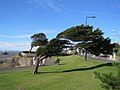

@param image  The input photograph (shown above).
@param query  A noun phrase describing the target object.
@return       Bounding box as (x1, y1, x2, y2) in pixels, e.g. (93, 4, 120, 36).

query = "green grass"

(0, 56, 118, 90)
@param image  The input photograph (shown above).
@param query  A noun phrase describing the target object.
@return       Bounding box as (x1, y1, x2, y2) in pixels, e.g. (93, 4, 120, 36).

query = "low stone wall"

(0, 56, 57, 69)
(18, 57, 32, 66)
(0, 57, 33, 69)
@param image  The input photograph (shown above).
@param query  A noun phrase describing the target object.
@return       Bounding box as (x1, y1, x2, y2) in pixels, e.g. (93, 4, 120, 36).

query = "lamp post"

(84, 16, 96, 60)
(112, 29, 115, 60)
(112, 29, 115, 43)
(86, 16, 96, 25)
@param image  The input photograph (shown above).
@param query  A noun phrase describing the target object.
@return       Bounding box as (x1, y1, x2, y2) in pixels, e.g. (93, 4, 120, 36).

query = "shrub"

(0, 60, 3, 64)
(94, 63, 120, 90)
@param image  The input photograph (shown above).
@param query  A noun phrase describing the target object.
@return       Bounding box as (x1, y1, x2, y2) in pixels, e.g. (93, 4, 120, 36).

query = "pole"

(112, 29, 116, 60)
(113, 29, 115, 43)
(84, 16, 96, 60)
(86, 17, 87, 26)
(86, 16, 96, 26)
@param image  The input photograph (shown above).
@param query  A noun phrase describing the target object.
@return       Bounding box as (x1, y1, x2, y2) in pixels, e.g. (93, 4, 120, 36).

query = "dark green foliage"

(117, 50, 120, 57)
(89, 37, 114, 56)
(57, 24, 93, 42)
(31, 33, 48, 47)
(30, 33, 48, 52)
(57, 24, 114, 57)
(36, 46, 45, 56)
(114, 44, 120, 57)
(33, 33, 70, 74)
(36, 38, 70, 57)
(94, 63, 120, 90)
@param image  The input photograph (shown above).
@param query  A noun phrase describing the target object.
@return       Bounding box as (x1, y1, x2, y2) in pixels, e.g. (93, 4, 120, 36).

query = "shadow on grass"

(62, 63, 112, 72)
(39, 63, 113, 74)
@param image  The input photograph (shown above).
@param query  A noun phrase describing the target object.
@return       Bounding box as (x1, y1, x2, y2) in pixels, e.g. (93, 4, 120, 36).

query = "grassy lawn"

(0, 56, 118, 90)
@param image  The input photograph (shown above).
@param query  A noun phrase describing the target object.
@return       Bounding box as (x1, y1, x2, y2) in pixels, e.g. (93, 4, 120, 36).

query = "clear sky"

(0, 0, 120, 51)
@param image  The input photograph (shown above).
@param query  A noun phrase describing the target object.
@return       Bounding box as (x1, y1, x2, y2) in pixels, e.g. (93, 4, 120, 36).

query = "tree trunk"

(85, 49, 87, 60)
(57, 55, 59, 60)
(29, 46, 33, 53)
(33, 58, 40, 74)
(33, 55, 47, 74)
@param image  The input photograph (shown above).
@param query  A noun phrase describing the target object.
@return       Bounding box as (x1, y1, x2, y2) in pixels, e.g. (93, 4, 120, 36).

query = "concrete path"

(80, 54, 120, 63)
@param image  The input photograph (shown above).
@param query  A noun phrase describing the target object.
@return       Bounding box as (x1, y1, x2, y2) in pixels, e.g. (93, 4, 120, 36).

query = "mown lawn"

(0, 56, 118, 90)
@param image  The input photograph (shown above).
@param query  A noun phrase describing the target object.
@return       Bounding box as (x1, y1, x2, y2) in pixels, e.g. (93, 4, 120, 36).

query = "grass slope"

(0, 56, 117, 90)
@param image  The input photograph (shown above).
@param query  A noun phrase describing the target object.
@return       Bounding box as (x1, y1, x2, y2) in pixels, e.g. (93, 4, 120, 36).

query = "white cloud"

(0, 41, 31, 51)
(27, 0, 66, 13)
(0, 41, 39, 51)
(0, 34, 32, 39)
(44, 0, 61, 12)
(82, 11, 120, 17)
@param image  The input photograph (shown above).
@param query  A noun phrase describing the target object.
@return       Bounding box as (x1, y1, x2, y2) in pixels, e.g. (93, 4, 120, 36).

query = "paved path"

(0, 66, 34, 73)
(80, 54, 120, 63)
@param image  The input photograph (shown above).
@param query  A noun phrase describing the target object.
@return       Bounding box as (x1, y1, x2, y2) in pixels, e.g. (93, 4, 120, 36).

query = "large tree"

(31, 33, 48, 74)
(57, 24, 114, 60)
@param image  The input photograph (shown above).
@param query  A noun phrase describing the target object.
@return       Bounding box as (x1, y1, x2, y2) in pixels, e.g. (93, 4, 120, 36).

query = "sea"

(0, 51, 20, 59)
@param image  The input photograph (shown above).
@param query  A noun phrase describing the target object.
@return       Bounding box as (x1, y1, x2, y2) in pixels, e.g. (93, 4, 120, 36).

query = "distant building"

(19, 51, 36, 57)
(117, 42, 120, 45)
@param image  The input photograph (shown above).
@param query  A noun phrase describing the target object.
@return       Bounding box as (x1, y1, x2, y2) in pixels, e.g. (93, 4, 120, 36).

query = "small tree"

(32, 36, 69, 74)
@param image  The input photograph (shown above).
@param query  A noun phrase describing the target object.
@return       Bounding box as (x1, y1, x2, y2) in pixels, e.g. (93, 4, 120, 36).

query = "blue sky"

(0, 0, 120, 51)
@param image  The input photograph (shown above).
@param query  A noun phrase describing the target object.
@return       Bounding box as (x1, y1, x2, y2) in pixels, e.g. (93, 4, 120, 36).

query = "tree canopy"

(30, 33, 48, 52)
(57, 24, 114, 57)
(57, 25, 94, 42)
(33, 37, 69, 74)
(36, 38, 70, 57)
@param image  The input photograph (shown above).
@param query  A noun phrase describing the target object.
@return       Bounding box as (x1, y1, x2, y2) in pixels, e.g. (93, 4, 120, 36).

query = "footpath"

(80, 54, 120, 63)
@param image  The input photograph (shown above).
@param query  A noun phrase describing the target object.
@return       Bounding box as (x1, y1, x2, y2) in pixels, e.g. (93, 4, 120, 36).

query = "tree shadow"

(38, 63, 113, 74)
(62, 63, 113, 72)
(37, 71, 61, 74)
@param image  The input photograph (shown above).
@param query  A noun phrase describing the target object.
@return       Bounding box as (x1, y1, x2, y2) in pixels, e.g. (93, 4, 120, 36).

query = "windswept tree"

(29, 33, 48, 53)
(57, 24, 114, 60)
(33, 37, 70, 74)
